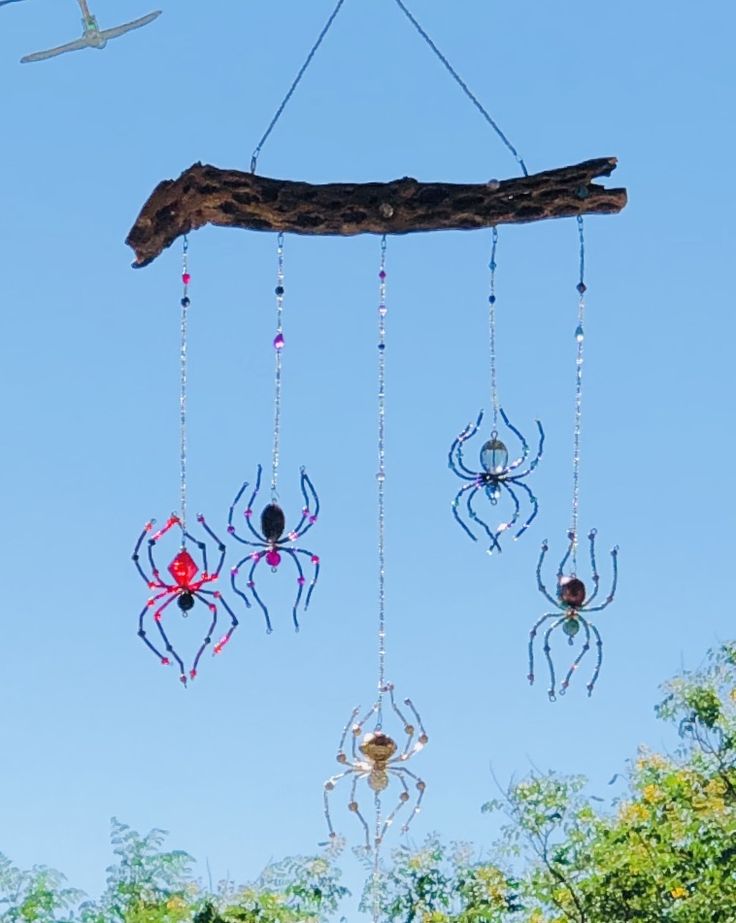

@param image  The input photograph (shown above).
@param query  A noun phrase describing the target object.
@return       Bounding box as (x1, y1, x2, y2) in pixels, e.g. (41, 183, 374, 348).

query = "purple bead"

(274, 332, 285, 350)
(379, 270, 387, 280)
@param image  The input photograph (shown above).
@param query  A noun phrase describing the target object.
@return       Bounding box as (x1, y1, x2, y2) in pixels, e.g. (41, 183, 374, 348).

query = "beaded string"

(373, 236, 389, 922)
(488, 227, 500, 433)
(272, 233, 286, 500)
(179, 237, 191, 548)
(570, 216, 587, 570)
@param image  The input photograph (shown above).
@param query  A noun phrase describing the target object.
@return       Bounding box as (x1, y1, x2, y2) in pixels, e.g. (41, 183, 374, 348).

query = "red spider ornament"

(132, 514, 238, 685)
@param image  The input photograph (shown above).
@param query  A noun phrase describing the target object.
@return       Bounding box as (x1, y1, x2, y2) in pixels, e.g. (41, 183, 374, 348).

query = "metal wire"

(250, 0, 348, 173)
(272, 233, 285, 498)
(390, 0, 528, 175)
(377, 236, 388, 710)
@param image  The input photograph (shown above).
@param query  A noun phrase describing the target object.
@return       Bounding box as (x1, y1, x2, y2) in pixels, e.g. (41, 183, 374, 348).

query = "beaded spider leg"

(529, 530, 618, 700)
(449, 407, 544, 553)
(228, 464, 320, 632)
(133, 514, 237, 685)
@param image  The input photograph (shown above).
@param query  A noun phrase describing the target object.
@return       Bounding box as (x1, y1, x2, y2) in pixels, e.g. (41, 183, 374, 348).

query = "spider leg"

(348, 774, 372, 851)
(151, 594, 188, 685)
(448, 410, 484, 479)
(499, 407, 530, 470)
(286, 547, 321, 623)
(146, 515, 182, 584)
(536, 541, 559, 606)
(557, 531, 576, 578)
(195, 514, 227, 581)
(323, 769, 354, 840)
(183, 528, 209, 577)
(244, 553, 273, 633)
(527, 612, 559, 685)
(338, 706, 362, 758)
(466, 485, 503, 554)
(132, 520, 156, 585)
(289, 467, 321, 540)
(227, 466, 266, 544)
(558, 618, 592, 696)
(379, 773, 411, 843)
(387, 686, 429, 758)
(506, 478, 539, 540)
(198, 589, 239, 656)
(541, 617, 568, 702)
(486, 480, 521, 550)
(505, 416, 545, 477)
(391, 767, 427, 835)
(451, 482, 481, 542)
(584, 543, 619, 612)
(582, 617, 604, 696)
(189, 592, 219, 681)
(137, 591, 173, 666)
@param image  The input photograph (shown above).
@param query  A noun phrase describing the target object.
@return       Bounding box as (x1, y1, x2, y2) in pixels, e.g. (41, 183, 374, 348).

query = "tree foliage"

(2, 644, 736, 922)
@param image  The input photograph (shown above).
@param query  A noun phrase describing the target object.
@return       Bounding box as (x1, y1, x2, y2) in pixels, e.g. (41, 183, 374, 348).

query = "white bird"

(21, 0, 161, 63)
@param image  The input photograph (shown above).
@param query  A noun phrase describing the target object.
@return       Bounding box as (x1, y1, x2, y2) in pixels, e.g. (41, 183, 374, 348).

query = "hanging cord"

(570, 216, 586, 570)
(179, 237, 191, 547)
(373, 235, 388, 922)
(488, 227, 500, 431)
(390, 0, 528, 176)
(272, 233, 286, 499)
(250, 0, 348, 173)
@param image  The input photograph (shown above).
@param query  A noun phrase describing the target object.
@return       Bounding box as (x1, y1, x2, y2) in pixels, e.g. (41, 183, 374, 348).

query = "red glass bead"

(168, 550, 198, 586)
(182, 272, 191, 285)
(266, 549, 282, 568)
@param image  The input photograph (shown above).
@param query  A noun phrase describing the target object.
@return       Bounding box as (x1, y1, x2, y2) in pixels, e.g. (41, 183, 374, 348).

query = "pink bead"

(245, 509, 253, 518)
(266, 549, 281, 568)
(309, 515, 317, 524)
(298, 577, 306, 586)
(274, 333, 285, 350)
(311, 555, 320, 565)
(182, 272, 191, 285)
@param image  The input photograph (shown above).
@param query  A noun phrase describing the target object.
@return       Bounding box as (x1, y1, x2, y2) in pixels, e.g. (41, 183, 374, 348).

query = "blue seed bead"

(489, 295, 496, 304)
(378, 343, 386, 351)
(181, 297, 191, 307)
(577, 282, 587, 294)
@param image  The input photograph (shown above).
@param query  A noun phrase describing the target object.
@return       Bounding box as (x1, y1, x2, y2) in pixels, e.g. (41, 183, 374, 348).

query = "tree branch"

(126, 157, 627, 267)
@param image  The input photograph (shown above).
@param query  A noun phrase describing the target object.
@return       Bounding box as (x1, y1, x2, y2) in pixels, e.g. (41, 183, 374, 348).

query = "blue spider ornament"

(529, 529, 619, 701)
(448, 407, 544, 553)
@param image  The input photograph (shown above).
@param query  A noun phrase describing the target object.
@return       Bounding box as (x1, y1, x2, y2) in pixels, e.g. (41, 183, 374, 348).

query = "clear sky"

(1, 0, 735, 913)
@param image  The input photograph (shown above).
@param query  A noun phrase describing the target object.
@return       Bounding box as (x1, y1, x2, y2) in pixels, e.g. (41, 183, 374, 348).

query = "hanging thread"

(179, 236, 191, 546)
(390, 0, 528, 176)
(272, 233, 286, 499)
(250, 0, 347, 173)
(488, 226, 500, 432)
(570, 216, 587, 569)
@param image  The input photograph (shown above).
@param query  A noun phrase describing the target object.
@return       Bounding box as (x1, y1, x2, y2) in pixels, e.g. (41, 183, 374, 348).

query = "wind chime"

(227, 234, 321, 633)
(123, 0, 629, 901)
(132, 241, 238, 686)
(528, 219, 619, 700)
(449, 227, 545, 554)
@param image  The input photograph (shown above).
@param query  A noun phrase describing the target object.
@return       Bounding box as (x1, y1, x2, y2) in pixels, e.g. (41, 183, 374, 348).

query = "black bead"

(577, 283, 587, 294)
(181, 296, 191, 307)
(178, 592, 195, 612)
(262, 503, 286, 542)
(275, 285, 285, 296)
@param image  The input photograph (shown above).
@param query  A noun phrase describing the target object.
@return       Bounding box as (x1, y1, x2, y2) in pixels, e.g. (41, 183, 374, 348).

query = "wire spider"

(449, 407, 544, 553)
(323, 684, 428, 851)
(529, 529, 619, 701)
(227, 465, 320, 633)
(132, 514, 238, 686)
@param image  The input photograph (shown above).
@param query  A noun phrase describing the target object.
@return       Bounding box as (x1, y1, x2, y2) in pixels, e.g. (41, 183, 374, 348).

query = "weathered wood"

(126, 157, 627, 268)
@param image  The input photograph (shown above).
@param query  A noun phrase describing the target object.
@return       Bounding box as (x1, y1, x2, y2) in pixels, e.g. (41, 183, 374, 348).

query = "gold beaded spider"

(323, 684, 428, 851)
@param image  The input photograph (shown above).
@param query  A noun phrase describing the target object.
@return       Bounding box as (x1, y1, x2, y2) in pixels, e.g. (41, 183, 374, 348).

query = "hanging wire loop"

(250, 0, 348, 173)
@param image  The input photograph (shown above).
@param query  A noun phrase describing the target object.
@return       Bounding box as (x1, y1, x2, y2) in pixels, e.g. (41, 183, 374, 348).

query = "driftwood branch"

(126, 157, 627, 268)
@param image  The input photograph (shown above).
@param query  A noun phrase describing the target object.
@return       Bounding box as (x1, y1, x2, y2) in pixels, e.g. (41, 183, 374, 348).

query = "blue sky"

(1, 0, 735, 912)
